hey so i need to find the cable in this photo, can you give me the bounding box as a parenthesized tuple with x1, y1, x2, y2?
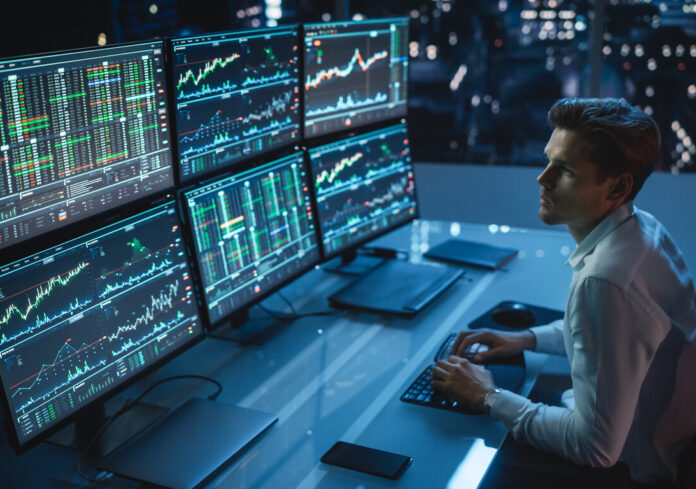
(75, 375, 222, 484)
(256, 292, 337, 322)
(256, 305, 337, 320)
(276, 291, 298, 317)
(256, 302, 294, 321)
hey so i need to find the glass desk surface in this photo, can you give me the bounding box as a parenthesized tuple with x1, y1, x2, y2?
(0, 220, 575, 489)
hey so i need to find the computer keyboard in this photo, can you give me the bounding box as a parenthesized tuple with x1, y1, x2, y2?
(401, 333, 525, 414)
(401, 365, 477, 413)
(434, 332, 489, 362)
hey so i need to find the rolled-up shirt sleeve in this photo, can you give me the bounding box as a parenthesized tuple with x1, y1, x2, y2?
(488, 277, 667, 468)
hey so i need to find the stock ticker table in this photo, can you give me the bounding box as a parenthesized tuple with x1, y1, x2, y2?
(0, 219, 575, 489)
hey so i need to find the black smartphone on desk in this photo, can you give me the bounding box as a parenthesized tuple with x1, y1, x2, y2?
(321, 441, 412, 480)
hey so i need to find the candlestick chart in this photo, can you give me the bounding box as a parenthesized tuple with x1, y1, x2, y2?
(184, 153, 319, 324)
(309, 123, 416, 256)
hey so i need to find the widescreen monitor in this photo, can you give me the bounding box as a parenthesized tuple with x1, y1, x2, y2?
(0, 200, 203, 452)
(0, 41, 175, 251)
(303, 18, 408, 138)
(171, 26, 301, 183)
(183, 152, 319, 325)
(308, 122, 417, 259)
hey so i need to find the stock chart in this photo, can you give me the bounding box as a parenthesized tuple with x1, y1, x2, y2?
(0, 201, 202, 446)
(0, 42, 175, 250)
(184, 153, 319, 324)
(304, 18, 408, 138)
(172, 27, 301, 182)
(309, 123, 417, 257)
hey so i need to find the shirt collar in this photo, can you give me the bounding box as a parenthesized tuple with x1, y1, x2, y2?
(567, 202, 635, 269)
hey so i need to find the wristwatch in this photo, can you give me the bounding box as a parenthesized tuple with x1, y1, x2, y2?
(483, 388, 502, 415)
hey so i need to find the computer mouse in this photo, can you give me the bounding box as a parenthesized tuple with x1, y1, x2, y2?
(490, 301, 536, 328)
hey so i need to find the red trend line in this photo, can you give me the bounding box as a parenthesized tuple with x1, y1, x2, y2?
(10, 337, 103, 390)
(305, 48, 388, 91)
(0, 263, 90, 305)
(94, 244, 172, 281)
(177, 54, 241, 90)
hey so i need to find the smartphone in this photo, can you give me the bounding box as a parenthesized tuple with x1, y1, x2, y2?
(320, 441, 412, 480)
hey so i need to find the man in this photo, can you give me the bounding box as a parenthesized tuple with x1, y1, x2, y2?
(432, 98, 696, 486)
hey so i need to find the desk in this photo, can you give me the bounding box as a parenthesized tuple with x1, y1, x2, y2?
(0, 220, 574, 489)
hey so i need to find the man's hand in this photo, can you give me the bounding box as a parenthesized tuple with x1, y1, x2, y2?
(432, 356, 496, 413)
(452, 329, 536, 363)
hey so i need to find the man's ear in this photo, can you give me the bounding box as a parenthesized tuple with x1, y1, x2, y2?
(608, 173, 634, 201)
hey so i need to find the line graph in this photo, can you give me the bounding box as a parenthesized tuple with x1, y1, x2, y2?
(106, 279, 180, 342)
(303, 20, 409, 137)
(178, 88, 297, 160)
(11, 336, 106, 411)
(0, 262, 90, 329)
(97, 258, 173, 298)
(177, 53, 241, 93)
(110, 310, 185, 357)
(310, 124, 416, 256)
(315, 151, 364, 190)
(0, 296, 93, 348)
(306, 92, 388, 118)
(0, 203, 202, 444)
(173, 29, 301, 181)
(305, 48, 388, 90)
(319, 175, 413, 232)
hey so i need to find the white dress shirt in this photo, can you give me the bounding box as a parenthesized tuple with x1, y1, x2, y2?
(488, 203, 696, 483)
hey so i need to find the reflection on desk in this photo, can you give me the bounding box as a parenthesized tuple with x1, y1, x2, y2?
(0, 220, 574, 489)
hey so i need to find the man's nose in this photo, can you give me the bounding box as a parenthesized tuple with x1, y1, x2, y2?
(537, 164, 554, 188)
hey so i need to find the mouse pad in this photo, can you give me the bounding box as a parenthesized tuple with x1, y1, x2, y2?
(469, 301, 564, 332)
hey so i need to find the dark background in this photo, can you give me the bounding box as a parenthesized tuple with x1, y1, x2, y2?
(1, 0, 694, 172)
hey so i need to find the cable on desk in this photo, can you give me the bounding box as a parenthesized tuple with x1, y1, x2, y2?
(277, 291, 298, 317)
(255, 292, 337, 322)
(75, 375, 222, 485)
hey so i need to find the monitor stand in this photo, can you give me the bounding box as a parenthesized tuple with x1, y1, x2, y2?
(47, 399, 168, 457)
(323, 249, 385, 276)
(209, 308, 288, 345)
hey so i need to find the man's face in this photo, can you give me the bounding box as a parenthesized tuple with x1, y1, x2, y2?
(537, 128, 620, 243)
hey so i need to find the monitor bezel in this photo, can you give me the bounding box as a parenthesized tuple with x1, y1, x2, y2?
(0, 194, 206, 455)
(177, 148, 322, 331)
(0, 39, 178, 260)
(306, 119, 419, 262)
(166, 24, 303, 186)
(301, 17, 409, 142)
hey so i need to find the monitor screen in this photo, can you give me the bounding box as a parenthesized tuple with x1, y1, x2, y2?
(0, 200, 203, 450)
(303, 18, 408, 138)
(0, 42, 175, 251)
(183, 152, 319, 325)
(171, 27, 301, 183)
(308, 122, 417, 258)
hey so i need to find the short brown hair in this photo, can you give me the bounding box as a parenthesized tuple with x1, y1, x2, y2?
(548, 98, 660, 201)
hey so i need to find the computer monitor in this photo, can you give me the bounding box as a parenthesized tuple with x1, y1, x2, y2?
(308, 121, 417, 260)
(182, 151, 320, 327)
(303, 18, 409, 139)
(0, 41, 175, 252)
(171, 26, 301, 183)
(0, 199, 203, 453)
